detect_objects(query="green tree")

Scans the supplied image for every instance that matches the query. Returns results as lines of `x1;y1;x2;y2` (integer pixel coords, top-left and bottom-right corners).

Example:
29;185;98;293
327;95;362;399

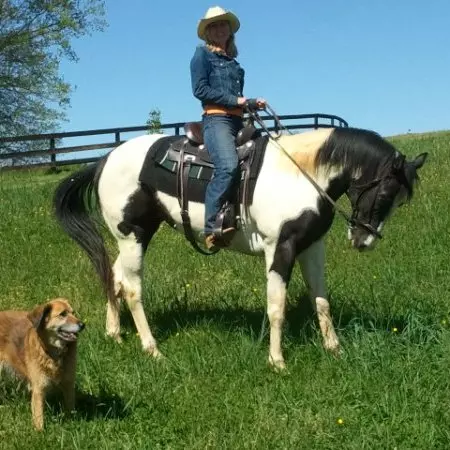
146;108;162;134
0;0;106;145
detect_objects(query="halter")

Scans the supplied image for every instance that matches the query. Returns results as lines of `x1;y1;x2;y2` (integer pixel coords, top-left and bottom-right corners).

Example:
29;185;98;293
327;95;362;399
245;104;385;240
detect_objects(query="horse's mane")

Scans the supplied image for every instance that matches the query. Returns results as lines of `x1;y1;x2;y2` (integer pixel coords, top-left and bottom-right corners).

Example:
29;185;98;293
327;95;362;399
315;127;397;180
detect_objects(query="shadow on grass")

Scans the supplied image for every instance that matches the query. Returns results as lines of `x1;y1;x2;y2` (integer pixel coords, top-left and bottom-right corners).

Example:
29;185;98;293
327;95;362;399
0;378;128;421
151;293;318;344
117;291;438;346
47;387;129;422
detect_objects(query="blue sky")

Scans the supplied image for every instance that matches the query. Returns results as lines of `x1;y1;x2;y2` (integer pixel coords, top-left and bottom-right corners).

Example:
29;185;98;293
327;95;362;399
60;0;450;137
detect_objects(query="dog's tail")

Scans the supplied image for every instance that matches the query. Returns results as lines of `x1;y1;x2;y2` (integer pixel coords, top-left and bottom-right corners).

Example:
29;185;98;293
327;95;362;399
53;158;114;301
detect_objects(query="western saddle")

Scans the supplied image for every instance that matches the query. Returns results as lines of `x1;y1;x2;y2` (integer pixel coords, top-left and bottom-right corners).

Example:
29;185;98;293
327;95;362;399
171;120;259;254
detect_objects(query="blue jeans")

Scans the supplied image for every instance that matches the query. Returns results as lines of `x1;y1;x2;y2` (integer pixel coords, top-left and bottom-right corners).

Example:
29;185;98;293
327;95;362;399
203;114;243;234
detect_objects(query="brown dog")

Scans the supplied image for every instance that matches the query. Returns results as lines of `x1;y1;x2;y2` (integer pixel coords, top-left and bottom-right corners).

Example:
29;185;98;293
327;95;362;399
0;298;85;430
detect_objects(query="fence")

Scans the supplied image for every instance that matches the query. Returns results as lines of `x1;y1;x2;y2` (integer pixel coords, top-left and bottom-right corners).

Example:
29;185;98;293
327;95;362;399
0;113;348;170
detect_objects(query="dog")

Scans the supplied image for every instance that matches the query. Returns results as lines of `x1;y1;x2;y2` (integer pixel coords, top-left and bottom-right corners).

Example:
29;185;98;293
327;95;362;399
0;298;85;430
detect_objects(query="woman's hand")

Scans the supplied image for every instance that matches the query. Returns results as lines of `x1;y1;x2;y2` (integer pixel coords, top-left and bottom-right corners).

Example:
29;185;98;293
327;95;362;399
256;98;266;109
244;98;267;111
237;97;247;106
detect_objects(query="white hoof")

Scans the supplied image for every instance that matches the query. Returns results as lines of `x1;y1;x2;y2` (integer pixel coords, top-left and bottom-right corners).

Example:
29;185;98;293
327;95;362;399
145;346;164;360
324;340;341;357
106;332;123;344
269;356;286;371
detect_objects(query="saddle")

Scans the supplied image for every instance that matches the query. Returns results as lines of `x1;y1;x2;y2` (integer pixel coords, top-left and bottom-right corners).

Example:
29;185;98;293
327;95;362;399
172;120;259;254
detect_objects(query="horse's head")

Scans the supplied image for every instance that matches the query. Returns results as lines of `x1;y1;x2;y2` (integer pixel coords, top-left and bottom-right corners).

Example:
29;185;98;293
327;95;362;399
347;152;428;250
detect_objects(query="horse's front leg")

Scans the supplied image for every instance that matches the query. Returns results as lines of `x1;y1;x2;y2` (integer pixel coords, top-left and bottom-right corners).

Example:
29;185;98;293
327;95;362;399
297;239;340;353
264;238;296;370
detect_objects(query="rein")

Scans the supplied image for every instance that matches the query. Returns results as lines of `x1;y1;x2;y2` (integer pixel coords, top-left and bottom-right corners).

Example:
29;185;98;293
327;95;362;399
245;104;383;240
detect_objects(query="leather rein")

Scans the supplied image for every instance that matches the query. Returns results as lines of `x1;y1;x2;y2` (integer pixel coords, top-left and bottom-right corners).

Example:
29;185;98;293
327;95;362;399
246;104;384;240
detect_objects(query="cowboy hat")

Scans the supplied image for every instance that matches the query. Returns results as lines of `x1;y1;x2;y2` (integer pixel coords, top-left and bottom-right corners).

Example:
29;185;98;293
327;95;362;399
197;6;240;41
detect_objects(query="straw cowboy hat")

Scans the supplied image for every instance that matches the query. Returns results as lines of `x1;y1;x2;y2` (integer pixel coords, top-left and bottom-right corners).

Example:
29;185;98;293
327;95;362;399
197;6;240;40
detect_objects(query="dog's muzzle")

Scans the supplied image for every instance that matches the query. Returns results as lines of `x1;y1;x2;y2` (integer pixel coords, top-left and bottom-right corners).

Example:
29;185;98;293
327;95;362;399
57;322;85;342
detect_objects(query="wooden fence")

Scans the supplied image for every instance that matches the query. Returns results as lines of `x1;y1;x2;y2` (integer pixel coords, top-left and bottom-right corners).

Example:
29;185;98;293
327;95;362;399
0;113;348;170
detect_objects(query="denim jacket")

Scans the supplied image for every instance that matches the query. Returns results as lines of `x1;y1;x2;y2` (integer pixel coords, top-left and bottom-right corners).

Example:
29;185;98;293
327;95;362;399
190;45;245;108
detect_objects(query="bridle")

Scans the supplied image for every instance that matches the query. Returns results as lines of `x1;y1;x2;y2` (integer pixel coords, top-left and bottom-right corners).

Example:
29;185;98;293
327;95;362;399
245;103;395;240
348;176;396;240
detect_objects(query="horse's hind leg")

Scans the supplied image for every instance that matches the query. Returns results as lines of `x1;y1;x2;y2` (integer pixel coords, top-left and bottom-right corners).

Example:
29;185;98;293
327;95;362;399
105;257;123;343
104;184;164;356
117;231;162;358
297;239;340;353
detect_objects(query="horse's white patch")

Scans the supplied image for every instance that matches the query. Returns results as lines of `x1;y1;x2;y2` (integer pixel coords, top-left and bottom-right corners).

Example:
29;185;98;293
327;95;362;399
362;234;376;247
99;134;165;235
361;221;384;247
250;138;345;241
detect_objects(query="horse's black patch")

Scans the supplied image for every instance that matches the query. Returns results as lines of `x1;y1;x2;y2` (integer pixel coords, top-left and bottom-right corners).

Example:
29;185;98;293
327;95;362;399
316;127;396;181
271;203;335;284
139;135;269;204
118;185;165;249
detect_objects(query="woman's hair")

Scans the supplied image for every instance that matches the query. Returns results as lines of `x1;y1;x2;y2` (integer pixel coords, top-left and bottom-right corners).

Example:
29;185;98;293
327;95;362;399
204;25;238;58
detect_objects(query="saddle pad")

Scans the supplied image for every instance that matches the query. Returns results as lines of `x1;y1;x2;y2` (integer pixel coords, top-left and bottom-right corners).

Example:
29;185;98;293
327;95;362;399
139;134;269;204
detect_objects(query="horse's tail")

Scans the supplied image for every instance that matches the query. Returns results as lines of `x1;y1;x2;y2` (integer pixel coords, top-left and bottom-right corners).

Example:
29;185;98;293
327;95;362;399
53;158;114;301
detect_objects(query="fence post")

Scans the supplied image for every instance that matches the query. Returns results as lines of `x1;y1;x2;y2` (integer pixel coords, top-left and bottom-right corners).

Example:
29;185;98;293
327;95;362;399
115;131;121;144
50;137;56;171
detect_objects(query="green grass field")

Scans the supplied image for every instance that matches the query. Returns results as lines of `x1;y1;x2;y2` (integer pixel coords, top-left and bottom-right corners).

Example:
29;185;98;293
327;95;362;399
0;131;449;449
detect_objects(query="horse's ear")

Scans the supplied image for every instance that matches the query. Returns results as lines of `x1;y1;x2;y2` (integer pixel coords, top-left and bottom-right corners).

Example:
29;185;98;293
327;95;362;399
392;154;406;172
412;152;428;170
27;303;52;329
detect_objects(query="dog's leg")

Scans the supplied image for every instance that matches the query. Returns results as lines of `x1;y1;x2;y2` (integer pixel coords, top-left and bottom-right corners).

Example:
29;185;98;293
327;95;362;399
62;381;75;415
60;345;77;418
31;387;45;431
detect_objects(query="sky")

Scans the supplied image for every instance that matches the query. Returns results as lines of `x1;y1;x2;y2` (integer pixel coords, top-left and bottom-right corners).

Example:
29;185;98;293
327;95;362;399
59;0;450;138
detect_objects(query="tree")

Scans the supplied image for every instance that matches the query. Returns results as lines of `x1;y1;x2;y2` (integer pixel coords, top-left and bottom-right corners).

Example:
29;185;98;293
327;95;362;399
0;0;106;145
146;108;162;134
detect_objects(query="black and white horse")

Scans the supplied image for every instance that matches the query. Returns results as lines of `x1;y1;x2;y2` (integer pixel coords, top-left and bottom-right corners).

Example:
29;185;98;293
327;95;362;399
54;127;427;369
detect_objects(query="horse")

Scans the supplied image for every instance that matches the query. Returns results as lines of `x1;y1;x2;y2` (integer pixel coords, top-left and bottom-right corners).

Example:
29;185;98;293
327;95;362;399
54;126;427;369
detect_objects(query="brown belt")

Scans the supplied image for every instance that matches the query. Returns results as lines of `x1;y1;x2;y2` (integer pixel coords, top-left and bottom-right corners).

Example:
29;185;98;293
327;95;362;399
203;105;243;117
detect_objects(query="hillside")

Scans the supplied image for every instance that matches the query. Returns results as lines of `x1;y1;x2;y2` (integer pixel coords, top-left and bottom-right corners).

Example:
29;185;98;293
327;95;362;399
0;130;448;448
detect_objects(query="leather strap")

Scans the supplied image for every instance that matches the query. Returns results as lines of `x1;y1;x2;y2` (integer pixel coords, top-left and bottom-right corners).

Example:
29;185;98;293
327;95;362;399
177;140;219;255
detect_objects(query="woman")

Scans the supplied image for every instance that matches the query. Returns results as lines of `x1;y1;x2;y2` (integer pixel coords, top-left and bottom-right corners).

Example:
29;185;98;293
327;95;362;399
190;6;265;250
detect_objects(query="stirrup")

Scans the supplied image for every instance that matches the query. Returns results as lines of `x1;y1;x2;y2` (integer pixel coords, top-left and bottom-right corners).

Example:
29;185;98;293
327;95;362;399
205;227;235;249
207;227;236;249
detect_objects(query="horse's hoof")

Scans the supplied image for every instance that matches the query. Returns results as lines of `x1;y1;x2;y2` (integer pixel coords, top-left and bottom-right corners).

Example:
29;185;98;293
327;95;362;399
325;343;341;358
145;346;164;360
106;332;123;344
268;357;286;371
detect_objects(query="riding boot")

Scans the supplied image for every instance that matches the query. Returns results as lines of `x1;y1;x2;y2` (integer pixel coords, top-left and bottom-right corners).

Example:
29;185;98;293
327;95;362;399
205;227;236;250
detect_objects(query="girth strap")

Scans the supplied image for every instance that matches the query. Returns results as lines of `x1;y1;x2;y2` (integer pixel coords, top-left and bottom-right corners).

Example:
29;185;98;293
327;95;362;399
176;139;219;255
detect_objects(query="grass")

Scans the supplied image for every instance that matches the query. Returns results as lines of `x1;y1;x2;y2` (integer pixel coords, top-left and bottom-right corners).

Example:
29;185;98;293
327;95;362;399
0;132;449;449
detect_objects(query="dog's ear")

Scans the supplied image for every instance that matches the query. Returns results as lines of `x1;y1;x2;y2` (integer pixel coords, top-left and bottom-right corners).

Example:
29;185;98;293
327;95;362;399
27;304;52;329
